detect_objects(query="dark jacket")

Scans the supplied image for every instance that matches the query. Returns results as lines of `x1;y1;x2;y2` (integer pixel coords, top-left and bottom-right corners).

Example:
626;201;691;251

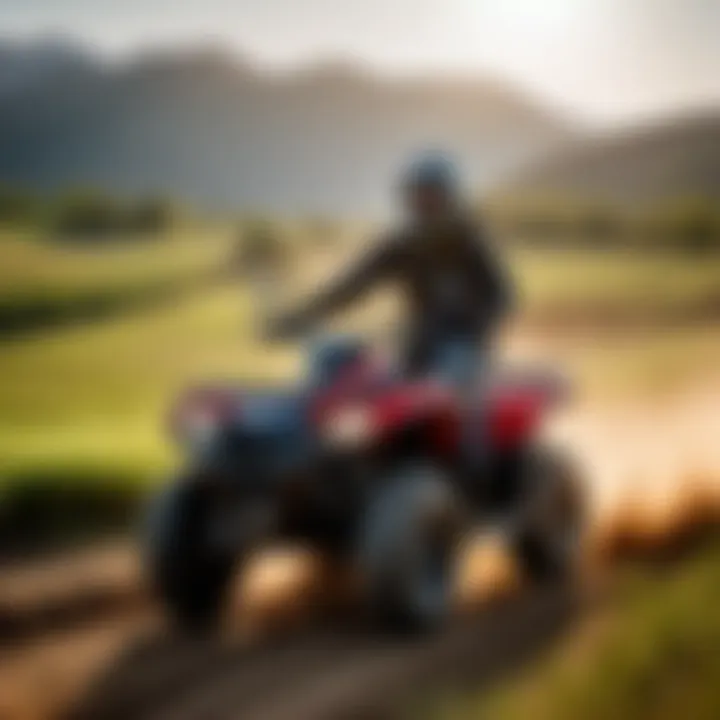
291;216;514;372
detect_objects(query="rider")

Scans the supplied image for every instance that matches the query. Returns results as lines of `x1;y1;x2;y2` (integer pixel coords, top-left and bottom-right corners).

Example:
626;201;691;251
270;153;514;391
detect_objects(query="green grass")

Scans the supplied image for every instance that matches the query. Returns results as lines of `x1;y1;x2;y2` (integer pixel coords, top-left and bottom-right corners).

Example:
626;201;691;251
0;287;294;478
433;541;720;720
0;283;300;483
0;276;301;547
0;228;236;335
2;237;720;545
0;228;232;298
512;248;720;318
4;230;720;332
2;242;720;483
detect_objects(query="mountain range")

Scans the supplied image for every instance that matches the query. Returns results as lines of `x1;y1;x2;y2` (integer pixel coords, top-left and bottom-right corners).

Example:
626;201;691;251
502;110;720;204
0;38;573;213
0;37;717;213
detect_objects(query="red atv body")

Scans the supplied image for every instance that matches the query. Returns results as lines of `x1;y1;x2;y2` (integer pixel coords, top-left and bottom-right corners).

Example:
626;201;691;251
146;338;583;633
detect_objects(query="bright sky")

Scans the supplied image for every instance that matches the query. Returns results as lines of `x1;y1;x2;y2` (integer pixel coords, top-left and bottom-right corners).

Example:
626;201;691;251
2;0;719;125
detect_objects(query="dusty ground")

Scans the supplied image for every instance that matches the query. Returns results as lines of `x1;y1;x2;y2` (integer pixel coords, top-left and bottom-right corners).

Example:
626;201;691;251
1;378;719;720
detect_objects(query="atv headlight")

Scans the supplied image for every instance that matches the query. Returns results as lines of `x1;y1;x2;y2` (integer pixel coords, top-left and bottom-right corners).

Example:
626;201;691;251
322;405;375;449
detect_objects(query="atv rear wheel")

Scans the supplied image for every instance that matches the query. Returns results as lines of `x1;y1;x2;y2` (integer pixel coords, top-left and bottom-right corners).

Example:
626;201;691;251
144;478;237;633
358;465;463;633
513;448;585;582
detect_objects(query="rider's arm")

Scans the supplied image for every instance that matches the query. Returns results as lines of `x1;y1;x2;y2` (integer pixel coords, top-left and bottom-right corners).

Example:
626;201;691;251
469;221;515;326
285;233;402;328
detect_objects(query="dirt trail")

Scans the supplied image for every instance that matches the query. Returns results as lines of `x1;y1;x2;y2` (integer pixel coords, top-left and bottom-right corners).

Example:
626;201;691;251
68;585;581;720
0;538;530;720
0;543;141;644
1;384;719;720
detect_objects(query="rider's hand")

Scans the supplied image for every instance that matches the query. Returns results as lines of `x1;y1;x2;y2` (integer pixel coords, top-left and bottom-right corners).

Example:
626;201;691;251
264;312;308;343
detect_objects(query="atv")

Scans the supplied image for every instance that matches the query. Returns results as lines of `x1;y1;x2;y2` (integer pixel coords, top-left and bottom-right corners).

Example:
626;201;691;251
143;334;584;634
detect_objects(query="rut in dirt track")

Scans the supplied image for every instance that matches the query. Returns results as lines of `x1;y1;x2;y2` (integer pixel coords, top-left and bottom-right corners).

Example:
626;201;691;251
68;583;581;720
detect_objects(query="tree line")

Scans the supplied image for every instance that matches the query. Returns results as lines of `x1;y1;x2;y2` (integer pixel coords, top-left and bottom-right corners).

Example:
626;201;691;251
3;183;718;254
0;186;179;237
486;196;720;254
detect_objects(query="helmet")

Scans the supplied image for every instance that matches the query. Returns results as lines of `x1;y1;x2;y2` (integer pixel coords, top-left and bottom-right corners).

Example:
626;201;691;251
402;152;461;197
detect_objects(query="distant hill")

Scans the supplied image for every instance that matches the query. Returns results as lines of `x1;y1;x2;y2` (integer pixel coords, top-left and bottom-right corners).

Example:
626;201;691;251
501;111;720;203
0;36;97;96
0;38;574;214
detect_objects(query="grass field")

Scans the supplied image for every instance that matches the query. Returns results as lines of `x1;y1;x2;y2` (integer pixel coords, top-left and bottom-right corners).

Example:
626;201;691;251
0;228;236;336
510;247;720;319
0;228;234;298
1;231;720;546
4;229;720;326
1;300;719;486
299;240;720;322
434;539;720;720
0;284;301;482
0;279;301;547
2;235;720;482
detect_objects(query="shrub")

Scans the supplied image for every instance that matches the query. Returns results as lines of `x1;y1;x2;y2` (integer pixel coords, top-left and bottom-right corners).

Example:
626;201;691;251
52;191;126;238
125;197;177;234
661;200;720;254
484;193;720;254
573;203;627;248
49;191;181;239
0;469;152;555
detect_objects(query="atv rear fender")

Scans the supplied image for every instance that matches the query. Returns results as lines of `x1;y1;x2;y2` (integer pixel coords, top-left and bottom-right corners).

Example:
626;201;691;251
486;372;569;450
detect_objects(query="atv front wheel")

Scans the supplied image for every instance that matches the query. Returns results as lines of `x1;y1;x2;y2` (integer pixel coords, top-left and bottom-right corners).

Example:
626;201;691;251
358;465;464;633
144;478;237;633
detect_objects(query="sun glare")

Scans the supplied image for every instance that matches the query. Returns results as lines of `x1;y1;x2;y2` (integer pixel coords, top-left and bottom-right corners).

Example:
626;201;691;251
468;0;584;34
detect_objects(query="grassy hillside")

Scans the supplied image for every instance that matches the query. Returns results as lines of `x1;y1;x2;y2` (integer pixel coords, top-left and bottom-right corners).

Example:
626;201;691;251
0;284;298;481
512;247;720;319
3;242;720;482
0;229;234;335
0;281;300;549
0;230;232;296
434;540;720;720
2;235;720;546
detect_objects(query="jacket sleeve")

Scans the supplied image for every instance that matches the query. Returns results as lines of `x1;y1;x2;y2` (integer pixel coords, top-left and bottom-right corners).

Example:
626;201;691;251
468;221;515;326
292;233;401;325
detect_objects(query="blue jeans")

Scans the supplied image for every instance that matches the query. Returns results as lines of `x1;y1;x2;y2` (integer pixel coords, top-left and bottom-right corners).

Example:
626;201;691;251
427;335;486;462
426;335;482;392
